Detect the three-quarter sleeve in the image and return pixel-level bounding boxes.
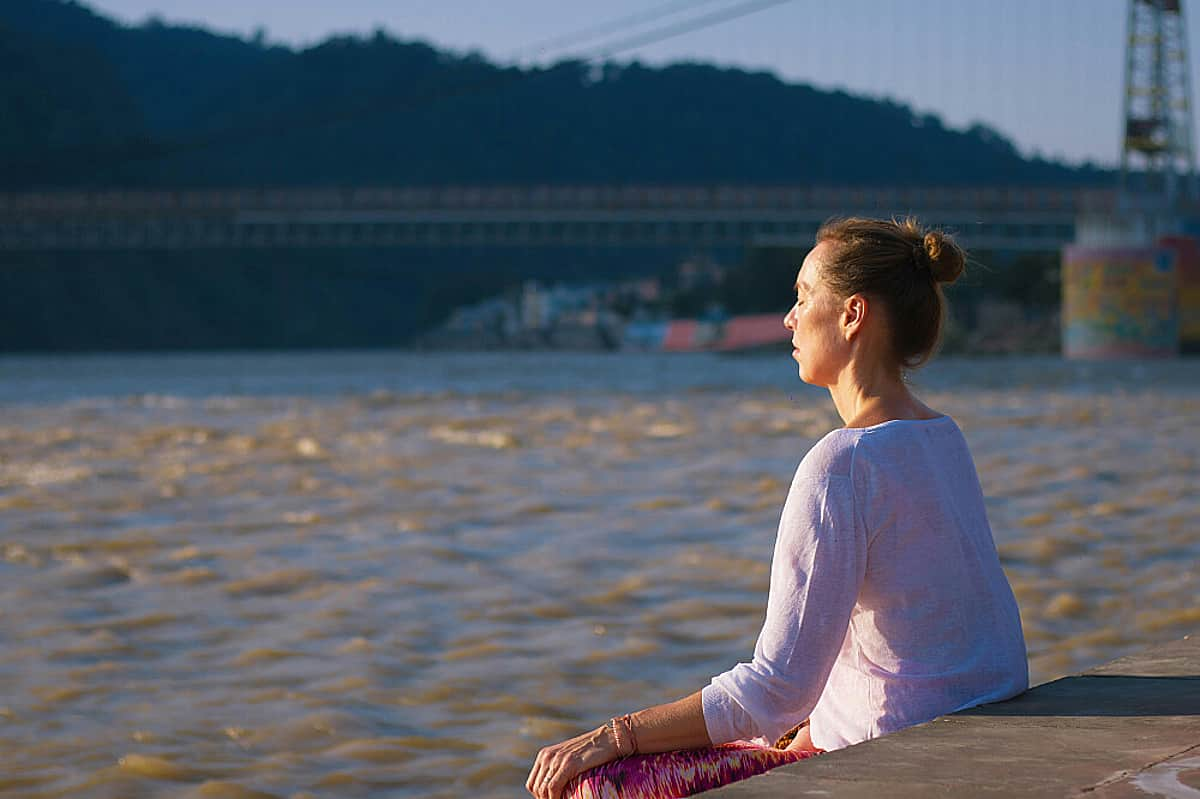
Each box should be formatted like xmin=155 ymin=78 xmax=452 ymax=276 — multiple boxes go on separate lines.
xmin=702 ymin=463 xmax=867 ymax=745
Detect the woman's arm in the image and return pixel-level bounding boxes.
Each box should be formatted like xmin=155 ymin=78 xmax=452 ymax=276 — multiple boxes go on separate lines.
xmin=528 ymin=463 xmax=862 ymax=795
xmin=703 ymin=466 xmax=865 ymax=745
xmin=625 ymin=689 xmax=710 ymax=752
xmin=525 ymin=690 xmax=710 ymax=799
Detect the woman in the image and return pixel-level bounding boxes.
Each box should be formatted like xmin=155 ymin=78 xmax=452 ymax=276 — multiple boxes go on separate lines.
xmin=525 ymin=217 xmax=1028 ymax=799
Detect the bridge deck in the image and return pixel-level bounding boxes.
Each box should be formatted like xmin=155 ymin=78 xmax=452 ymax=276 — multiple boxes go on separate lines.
xmin=0 ymin=185 xmax=1111 ymax=251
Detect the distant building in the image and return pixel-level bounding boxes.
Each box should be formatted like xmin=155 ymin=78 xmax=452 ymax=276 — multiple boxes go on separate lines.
xmin=520 ymin=280 xmax=606 ymax=330
xmin=676 ymin=258 xmax=725 ymax=291
xmin=444 ymin=296 xmax=519 ymax=339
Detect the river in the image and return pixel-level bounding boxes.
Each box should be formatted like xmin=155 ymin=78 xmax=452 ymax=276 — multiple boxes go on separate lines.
xmin=0 ymin=351 xmax=1196 ymax=798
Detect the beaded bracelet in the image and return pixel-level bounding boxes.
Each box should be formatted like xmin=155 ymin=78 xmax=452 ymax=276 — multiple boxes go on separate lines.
xmin=619 ymin=713 xmax=639 ymax=755
xmin=608 ymin=715 xmax=638 ymax=756
xmin=608 ymin=717 xmax=624 ymax=756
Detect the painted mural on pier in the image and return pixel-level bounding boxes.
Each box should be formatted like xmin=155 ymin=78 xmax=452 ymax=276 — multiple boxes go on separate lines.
xmin=1062 ymin=245 xmax=1179 ymax=358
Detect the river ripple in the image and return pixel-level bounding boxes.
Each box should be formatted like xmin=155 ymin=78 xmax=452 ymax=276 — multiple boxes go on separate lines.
xmin=0 ymin=353 xmax=1196 ymax=797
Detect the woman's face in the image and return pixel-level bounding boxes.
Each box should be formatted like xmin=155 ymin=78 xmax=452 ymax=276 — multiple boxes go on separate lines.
xmin=782 ymin=241 xmax=848 ymax=387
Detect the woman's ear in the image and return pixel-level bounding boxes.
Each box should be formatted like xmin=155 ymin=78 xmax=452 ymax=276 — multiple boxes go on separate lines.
xmin=841 ymin=294 xmax=868 ymax=341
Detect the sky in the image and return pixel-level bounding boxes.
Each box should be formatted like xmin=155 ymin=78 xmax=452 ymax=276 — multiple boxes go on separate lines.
xmin=84 ymin=0 xmax=1200 ymax=167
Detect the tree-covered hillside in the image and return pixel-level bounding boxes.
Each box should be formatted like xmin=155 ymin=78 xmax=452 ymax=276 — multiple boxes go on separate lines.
xmin=0 ymin=0 xmax=1108 ymax=189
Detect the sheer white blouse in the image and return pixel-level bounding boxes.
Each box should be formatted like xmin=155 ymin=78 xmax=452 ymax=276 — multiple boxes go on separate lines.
xmin=701 ymin=416 xmax=1028 ymax=751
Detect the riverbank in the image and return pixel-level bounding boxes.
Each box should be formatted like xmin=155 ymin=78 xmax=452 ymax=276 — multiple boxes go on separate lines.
xmin=410 ymin=301 xmax=1063 ymax=356
xmin=702 ymin=634 xmax=1200 ymax=797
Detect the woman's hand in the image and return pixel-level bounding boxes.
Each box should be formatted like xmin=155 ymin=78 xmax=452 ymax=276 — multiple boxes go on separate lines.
xmin=525 ymin=723 xmax=618 ymax=799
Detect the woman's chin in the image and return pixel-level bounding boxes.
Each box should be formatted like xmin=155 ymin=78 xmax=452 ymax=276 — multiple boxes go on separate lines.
xmin=792 ymin=351 xmax=809 ymax=381
xmin=794 ymin=361 xmax=823 ymax=387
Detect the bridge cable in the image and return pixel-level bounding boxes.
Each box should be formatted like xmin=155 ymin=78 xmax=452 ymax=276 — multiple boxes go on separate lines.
xmin=574 ymin=0 xmax=794 ymax=63
xmin=510 ymin=0 xmax=733 ymax=64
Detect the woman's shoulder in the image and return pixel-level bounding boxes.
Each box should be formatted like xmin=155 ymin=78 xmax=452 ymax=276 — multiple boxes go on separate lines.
xmin=800 ymin=415 xmax=962 ymax=479
xmin=798 ymin=428 xmax=861 ymax=480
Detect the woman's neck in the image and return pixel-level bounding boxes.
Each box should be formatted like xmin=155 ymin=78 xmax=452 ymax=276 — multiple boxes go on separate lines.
xmin=828 ymin=362 xmax=935 ymax=429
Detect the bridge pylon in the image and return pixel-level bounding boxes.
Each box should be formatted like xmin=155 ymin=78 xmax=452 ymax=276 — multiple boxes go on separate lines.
xmin=1120 ymin=0 xmax=1197 ymax=207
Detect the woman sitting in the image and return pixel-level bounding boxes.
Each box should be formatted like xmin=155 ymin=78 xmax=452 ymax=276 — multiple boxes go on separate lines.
xmin=525 ymin=217 xmax=1028 ymax=799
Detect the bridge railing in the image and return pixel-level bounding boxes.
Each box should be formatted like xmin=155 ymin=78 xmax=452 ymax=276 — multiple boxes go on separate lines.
xmin=0 ymin=185 xmax=1102 ymax=215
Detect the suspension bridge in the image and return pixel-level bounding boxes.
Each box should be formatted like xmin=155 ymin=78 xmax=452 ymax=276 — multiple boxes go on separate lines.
xmin=0 ymin=1 xmax=1180 ymax=257
xmin=0 ymin=184 xmax=1101 ymax=253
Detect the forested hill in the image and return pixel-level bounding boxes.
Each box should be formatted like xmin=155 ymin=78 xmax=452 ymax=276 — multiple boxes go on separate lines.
xmin=1 ymin=0 xmax=1108 ymax=189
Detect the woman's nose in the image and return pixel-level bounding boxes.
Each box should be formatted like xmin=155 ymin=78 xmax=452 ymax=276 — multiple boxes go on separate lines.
xmin=783 ymin=306 xmax=795 ymax=330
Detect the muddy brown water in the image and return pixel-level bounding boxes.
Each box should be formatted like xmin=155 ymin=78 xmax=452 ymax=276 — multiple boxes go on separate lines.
xmin=0 ymin=352 xmax=1196 ymax=798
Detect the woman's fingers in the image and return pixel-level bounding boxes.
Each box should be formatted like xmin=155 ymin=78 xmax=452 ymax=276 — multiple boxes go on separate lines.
xmin=529 ymin=749 xmax=569 ymax=799
xmin=545 ymin=754 xmax=578 ymax=799
xmin=528 ymin=758 xmax=542 ymax=791
xmin=548 ymin=753 xmax=588 ymax=798
xmin=543 ymin=769 xmax=563 ymax=799
xmin=529 ymin=727 xmax=608 ymax=798
xmin=526 ymin=748 xmax=550 ymax=796
xmin=541 ymin=754 xmax=567 ymax=799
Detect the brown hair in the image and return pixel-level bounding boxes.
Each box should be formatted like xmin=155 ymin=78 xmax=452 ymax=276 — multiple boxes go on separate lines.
xmin=814 ymin=216 xmax=965 ymax=370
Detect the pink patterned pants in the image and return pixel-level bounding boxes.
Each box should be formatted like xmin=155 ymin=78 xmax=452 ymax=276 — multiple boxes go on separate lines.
xmin=565 ymin=741 xmax=820 ymax=799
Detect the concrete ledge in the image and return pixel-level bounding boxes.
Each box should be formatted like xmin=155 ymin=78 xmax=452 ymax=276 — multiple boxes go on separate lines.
xmin=701 ymin=635 xmax=1200 ymax=797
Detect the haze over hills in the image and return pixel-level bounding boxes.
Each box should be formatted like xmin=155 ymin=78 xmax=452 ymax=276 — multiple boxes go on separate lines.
xmin=1 ymin=0 xmax=1110 ymax=189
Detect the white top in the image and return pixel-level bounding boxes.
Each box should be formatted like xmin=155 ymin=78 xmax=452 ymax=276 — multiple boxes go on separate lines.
xmin=701 ymin=416 xmax=1028 ymax=751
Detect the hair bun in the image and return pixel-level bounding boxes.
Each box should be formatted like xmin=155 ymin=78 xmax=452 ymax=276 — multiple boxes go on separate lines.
xmin=922 ymin=231 xmax=965 ymax=285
